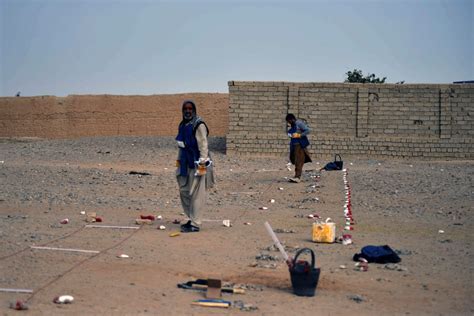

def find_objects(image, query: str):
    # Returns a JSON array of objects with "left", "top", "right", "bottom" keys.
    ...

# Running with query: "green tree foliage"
[{"left": 345, "top": 69, "right": 387, "bottom": 83}]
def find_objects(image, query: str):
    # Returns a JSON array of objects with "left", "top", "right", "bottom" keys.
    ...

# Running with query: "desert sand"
[{"left": 0, "top": 136, "right": 473, "bottom": 315}]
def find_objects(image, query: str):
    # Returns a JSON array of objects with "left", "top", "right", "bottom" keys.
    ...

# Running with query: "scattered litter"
[
  {"left": 169, "top": 232, "right": 180, "bottom": 237},
  {"left": 157, "top": 215, "right": 163, "bottom": 220},
  {"left": 158, "top": 225, "right": 166, "bottom": 230},
  {"left": 339, "top": 265, "right": 347, "bottom": 269},
  {"left": 350, "top": 162, "right": 353, "bottom": 166},
  {"left": 232, "top": 283, "right": 265, "bottom": 291},
  {"left": 395, "top": 249, "right": 413, "bottom": 256},
  {"left": 53, "top": 295, "right": 74, "bottom": 304},
  {"left": 222, "top": 220, "right": 232, "bottom": 227},
  {"left": 307, "top": 214, "right": 314, "bottom": 218},
  {"left": 259, "top": 207, "right": 268, "bottom": 210},
  {"left": 274, "top": 228, "right": 296, "bottom": 234},
  {"left": 178, "top": 279, "right": 244, "bottom": 295},
  {"left": 86, "top": 212, "right": 98, "bottom": 223},
  {"left": 9, "top": 301, "right": 28, "bottom": 310},
  {"left": 117, "top": 254, "right": 130, "bottom": 258},
  {"left": 270, "top": 199, "right": 275, "bottom": 203},
  {"left": 384, "top": 263, "right": 408, "bottom": 272},
  {"left": 348, "top": 294, "right": 365, "bottom": 303},
  {"left": 354, "top": 261, "right": 369, "bottom": 272},
  {"left": 233, "top": 300, "right": 258, "bottom": 311},
  {"left": 278, "top": 187, "right": 284, "bottom": 191},
  {"left": 140, "top": 215, "right": 156, "bottom": 221},
  {"left": 129, "top": 171, "right": 151, "bottom": 176},
  {"left": 438, "top": 230, "right": 445, "bottom": 234},
  {"left": 337, "top": 234, "right": 353, "bottom": 245},
  {"left": 80, "top": 211, "right": 86, "bottom": 215},
  {"left": 439, "top": 239, "right": 452, "bottom": 243},
  {"left": 244, "top": 222, "right": 252, "bottom": 225},
  {"left": 60, "top": 218, "right": 69, "bottom": 224},
  {"left": 255, "top": 253, "right": 280, "bottom": 261},
  {"left": 250, "top": 262, "right": 277, "bottom": 269}
]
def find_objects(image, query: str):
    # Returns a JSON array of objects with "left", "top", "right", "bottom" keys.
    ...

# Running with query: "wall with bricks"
[
  {"left": 227, "top": 81, "right": 474, "bottom": 159},
  {"left": 0, "top": 93, "right": 228, "bottom": 138}
]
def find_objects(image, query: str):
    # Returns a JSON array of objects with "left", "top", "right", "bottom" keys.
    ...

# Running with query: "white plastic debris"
[
  {"left": 157, "top": 215, "right": 163, "bottom": 220},
  {"left": 80, "top": 211, "right": 86, "bottom": 215},
  {"left": 438, "top": 230, "right": 445, "bottom": 234},
  {"left": 222, "top": 220, "right": 231, "bottom": 227},
  {"left": 270, "top": 199, "right": 275, "bottom": 203},
  {"left": 54, "top": 295, "right": 74, "bottom": 304},
  {"left": 159, "top": 225, "right": 166, "bottom": 230},
  {"left": 117, "top": 254, "right": 130, "bottom": 258},
  {"left": 339, "top": 265, "right": 347, "bottom": 269},
  {"left": 278, "top": 187, "right": 284, "bottom": 191},
  {"left": 259, "top": 207, "right": 268, "bottom": 210}
]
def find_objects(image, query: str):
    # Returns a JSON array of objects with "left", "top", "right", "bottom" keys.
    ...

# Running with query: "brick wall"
[
  {"left": 0, "top": 93, "right": 228, "bottom": 138},
  {"left": 227, "top": 81, "right": 474, "bottom": 159}
]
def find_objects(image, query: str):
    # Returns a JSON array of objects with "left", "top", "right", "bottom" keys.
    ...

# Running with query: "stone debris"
[
  {"left": 384, "top": 263, "right": 408, "bottom": 272},
  {"left": 348, "top": 294, "right": 365, "bottom": 303},
  {"left": 255, "top": 253, "right": 280, "bottom": 261},
  {"left": 274, "top": 228, "right": 296, "bottom": 234},
  {"left": 233, "top": 300, "right": 258, "bottom": 312}
]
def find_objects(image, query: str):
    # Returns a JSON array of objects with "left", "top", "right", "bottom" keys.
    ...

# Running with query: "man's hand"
[
  {"left": 198, "top": 157, "right": 210, "bottom": 166},
  {"left": 292, "top": 133, "right": 301, "bottom": 138}
]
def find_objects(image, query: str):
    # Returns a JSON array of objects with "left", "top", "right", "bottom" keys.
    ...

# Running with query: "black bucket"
[{"left": 289, "top": 248, "right": 320, "bottom": 297}]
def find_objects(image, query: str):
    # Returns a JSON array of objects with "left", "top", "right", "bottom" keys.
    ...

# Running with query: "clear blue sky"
[{"left": 1, "top": 0, "right": 472, "bottom": 96}]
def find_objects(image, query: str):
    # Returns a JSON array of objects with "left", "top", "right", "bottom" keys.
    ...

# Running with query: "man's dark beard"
[{"left": 183, "top": 112, "right": 193, "bottom": 120}]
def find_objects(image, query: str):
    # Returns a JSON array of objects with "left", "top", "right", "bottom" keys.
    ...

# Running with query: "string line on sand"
[
  {"left": 24, "top": 225, "right": 143, "bottom": 304},
  {"left": 0, "top": 225, "right": 87, "bottom": 261}
]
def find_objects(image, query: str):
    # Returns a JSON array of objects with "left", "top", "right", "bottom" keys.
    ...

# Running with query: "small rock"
[{"left": 348, "top": 294, "right": 365, "bottom": 303}]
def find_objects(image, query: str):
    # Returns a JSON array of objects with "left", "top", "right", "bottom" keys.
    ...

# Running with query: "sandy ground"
[{"left": 0, "top": 136, "right": 473, "bottom": 315}]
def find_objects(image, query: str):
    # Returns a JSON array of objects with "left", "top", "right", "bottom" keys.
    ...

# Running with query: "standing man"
[
  {"left": 286, "top": 113, "right": 312, "bottom": 183},
  {"left": 176, "top": 100, "right": 214, "bottom": 232}
]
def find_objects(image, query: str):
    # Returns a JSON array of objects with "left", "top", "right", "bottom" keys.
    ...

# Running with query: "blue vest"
[
  {"left": 176, "top": 122, "right": 201, "bottom": 176},
  {"left": 288, "top": 124, "right": 310, "bottom": 148}
]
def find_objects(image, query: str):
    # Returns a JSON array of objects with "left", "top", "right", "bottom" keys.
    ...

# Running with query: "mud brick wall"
[
  {"left": 0, "top": 93, "right": 228, "bottom": 138},
  {"left": 227, "top": 81, "right": 474, "bottom": 159}
]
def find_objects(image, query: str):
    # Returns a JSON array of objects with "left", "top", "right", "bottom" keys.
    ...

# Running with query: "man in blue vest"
[
  {"left": 286, "top": 113, "right": 312, "bottom": 183},
  {"left": 176, "top": 100, "right": 214, "bottom": 232}
]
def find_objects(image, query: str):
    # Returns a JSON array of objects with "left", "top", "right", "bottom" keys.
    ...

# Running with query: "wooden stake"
[
  {"left": 30, "top": 246, "right": 100, "bottom": 254},
  {"left": 0, "top": 288, "right": 33, "bottom": 294},
  {"left": 85, "top": 225, "right": 139, "bottom": 229}
]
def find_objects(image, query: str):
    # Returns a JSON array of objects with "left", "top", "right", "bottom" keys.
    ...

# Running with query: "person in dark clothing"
[{"left": 286, "top": 113, "right": 312, "bottom": 182}]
